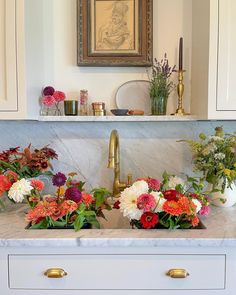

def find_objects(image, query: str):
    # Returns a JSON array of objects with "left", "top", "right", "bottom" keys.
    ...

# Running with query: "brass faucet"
[{"left": 107, "top": 129, "right": 132, "bottom": 197}]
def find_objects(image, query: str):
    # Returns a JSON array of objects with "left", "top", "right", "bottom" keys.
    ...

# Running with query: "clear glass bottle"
[{"left": 79, "top": 90, "right": 88, "bottom": 116}]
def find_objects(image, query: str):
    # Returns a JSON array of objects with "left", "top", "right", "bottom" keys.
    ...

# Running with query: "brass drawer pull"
[
  {"left": 166, "top": 268, "right": 189, "bottom": 278},
  {"left": 44, "top": 268, "right": 68, "bottom": 278}
]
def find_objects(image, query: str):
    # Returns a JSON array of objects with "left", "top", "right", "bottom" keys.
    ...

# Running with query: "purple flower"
[
  {"left": 65, "top": 187, "right": 82, "bottom": 203},
  {"left": 43, "top": 86, "right": 55, "bottom": 96},
  {"left": 52, "top": 172, "right": 67, "bottom": 187}
]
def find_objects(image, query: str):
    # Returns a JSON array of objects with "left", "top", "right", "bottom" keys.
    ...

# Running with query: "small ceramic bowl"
[{"left": 110, "top": 109, "right": 129, "bottom": 116}]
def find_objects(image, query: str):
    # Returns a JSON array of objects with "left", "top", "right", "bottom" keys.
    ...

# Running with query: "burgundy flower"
[
  {"left": 163, "top": 189, "right": 178, "bottom": 201},
  {"left": 43, "top": 86, "right": 55, "bottom": 96},
  {"left": 140, "top": 212, "right": 159, "bottom": 229},
  {"left": 41, "top": 147, "right": 58, "bottom": 159},
  {"left": 52, "top": 172, "right": 67, "bottom": 187},
  {"left": 113, "top": 200, "right": 120, "bottom": 209},
  {"left": 65, "top": 187, "right": 82, "bottom": 203}
]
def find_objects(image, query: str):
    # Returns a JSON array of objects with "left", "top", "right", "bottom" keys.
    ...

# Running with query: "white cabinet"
[
  {"left": 192, "top": 0, "right": 236, "bottom": 119},
  {"left": 0, "top": 0, "right": 26, "bottom": 119},
  {"left": 0, "top": 246, "right": 234, "bottom": 295}
]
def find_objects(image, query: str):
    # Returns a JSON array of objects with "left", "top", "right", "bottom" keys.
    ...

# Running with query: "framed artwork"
[{"left": 77, "top": 0, "right": 153, "bottom": 66}]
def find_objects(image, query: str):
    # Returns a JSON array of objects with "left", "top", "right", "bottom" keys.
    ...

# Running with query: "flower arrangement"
[
  {"left": 148, "top": 54, "right": 176, "bottom": 115},
  {"left": 115, "top": 173, "right": 210, "bottom": 230},
  {"left": 1, "top": 171, "right": 111, "bottom": 230},
  {"left": 0, "top": 145, "right": 57, "bottom": 179},
  {"left": 41, "top": 86, "right": 66, "bottom": 116},
  {"left": 180, "top": 127, "right": 236, "bottom": 192}
]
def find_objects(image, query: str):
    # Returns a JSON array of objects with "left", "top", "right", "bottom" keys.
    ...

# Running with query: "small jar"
[
  {"left": 64, "top": 100, "right": 78, "bottom": 116},
  {"left": 79, "top": 90, "right": 88, "bottom": 116},
  {"left": 92, "top": 102, "right": 106, "bottom": 116}
]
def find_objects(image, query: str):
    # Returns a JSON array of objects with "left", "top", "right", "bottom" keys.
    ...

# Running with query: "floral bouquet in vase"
[
  {"left": 180, "top": 126, "right": 236, "bottom": 207},
  {"left": 116, "top": 173, "right": 210, "bottom": 229},
  {"left": 149, "top": 53, "right": 176, "bottom": 115},
  {"left": 41, "top": 86, "right": 66, "bottom": 116},
  {"left": 0, "top": 145, "right": 58, "bottom": 210}
]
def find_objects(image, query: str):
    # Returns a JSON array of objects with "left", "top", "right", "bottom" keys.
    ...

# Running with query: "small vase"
[
  {"left": 40, "top": 102, "right": 64, "bottom": 116},
  {"left": 210, "top": 181, "right": 236, "bottom": 207},
  {"left": 151, "top": 96, "right": 168, "bottom": 115}
]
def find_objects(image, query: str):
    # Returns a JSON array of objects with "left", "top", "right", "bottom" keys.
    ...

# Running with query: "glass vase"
[
  {"left": 151, "top": 96, "right": 168, "bottom": 115},
  {"left": 40, "top": 102, "right": 64, "bottom": 116}
]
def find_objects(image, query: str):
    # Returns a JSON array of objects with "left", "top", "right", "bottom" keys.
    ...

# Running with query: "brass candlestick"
[{"left": 175, "top": 70, "right": 188, "bottom": 116}]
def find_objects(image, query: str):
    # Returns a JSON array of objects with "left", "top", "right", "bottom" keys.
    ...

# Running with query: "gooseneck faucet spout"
[{"left": 108, "top": 130, "right": 132, "bottom": 197}]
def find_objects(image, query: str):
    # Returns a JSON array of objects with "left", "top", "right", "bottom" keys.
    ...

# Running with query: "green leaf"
[
  {"left": 51, "top": 220, "right": 67, "bottom": 227},
  {"left": 180, "top": 223, "right": 192, "bottom": 229},
  {"left": 85, "top": 216, "right": 100, "bottom": 229},
  {"left": 83, "top": 211, "right": 96, "bottom": 217},
  {"left": 29, "top": 219, "right": 48, "bottom": 229},
  {"left": 74, "top": 215, "right": 86, "bottom": 232}
]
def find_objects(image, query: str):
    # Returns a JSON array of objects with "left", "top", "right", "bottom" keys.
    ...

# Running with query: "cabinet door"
[
  {"left": 0, "top": 0, "right": 26, "bottom": 119},
  {"left": 216, "top": 0, "right": 236, "bottom": 111}
]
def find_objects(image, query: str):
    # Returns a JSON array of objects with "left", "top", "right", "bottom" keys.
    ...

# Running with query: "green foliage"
[{"left": 180, "top": 127, "right": 236, "bottom": 192}]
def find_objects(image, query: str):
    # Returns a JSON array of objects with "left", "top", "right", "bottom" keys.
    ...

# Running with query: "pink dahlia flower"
[
  {"left": 199, "top": 205, "right": 210, "bottom": 216},
  {"left": 42, "top": 95, "right": 56, "bottom": 107},
  {"left": 147, "top": 178, "right": 161, "bottom": 191},
  {"left": 53, "top": 91, "right": 66, "bottom": 102},
  {"left": 137, "top": 193, "right": 156, "bottom": 212}
]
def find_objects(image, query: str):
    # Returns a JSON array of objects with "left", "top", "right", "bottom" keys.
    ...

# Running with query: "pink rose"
[
  {"left": 53, "top": 91, "right": 66, "bottom": 102},
  {"left": 42, "top": 95, "right": 56, "bottom": 107}
]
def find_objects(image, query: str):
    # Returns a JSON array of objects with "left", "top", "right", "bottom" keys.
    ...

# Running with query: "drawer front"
[{"left": 8, "top": 254, "right": 225, "bottom": 290}]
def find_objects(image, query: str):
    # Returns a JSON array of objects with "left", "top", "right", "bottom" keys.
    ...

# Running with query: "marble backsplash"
[{"left": 0, "top": 120, "right": 236, "bottom": 191}]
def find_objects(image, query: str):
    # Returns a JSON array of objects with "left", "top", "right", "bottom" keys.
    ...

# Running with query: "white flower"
[
  {"left": 168, "top": 176, "right": 185, "bottom": 190},
  {"left": 120, "top": 186, "right": 143, "bottom": 220},
  {"left": 209, "top": 136, "right": 224, "bottom": 141},
  {"left": 192, "top": 198, "right": 202, "bottom": 213},
  {"left": 202, "top": 143, "right": 217, "bottom": 156},
  {"left": 214, "top": 153, "right": 225, "bottom": 160},
  {"left": 131, "top": 180, "right": 149, "bottom": 194},
  {"left": 151, "top": 191, "right": 165, "bottom": 212},
  {"left": 8, "top": 179, "right": 33, "bottom": 203}
]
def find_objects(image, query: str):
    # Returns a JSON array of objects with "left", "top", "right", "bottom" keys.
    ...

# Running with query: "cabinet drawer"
[{"left": 8, "top": 254, "right": 225, "bottom": 290}]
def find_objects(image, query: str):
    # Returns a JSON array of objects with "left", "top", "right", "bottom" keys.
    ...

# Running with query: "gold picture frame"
[{"left": 77, "top": 0, "right": 153, "bottom": 66}]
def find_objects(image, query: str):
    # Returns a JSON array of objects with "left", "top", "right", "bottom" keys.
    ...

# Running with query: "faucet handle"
[{"left": 127, "top": 174, "right": 133, "bottom": 187}]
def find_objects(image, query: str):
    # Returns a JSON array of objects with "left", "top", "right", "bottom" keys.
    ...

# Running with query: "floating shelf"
[{"left": 38, "top": 115, "right": 197, "bottom": 122}]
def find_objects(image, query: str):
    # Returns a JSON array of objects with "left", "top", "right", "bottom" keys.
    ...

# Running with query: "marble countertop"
[{"left": 1, "top": 204, "right": 236, "bottom": 248}]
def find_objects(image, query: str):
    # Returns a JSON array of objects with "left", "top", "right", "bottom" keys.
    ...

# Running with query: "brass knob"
[
  {"left": 166, "top": 269, "right": 189, "bottom": 279},
  {"left": 44, "top": 268, "right": 68, "bottom": 278}
]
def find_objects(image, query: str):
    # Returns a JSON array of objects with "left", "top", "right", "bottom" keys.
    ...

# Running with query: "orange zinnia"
[
  {"left": 163, "top": 200, "right": 183, "bottom": 216},
  {"left": 177, "top": 196, "right": 197, "bottom": 215},
  {"left": 191, "top": 216, "right": 199, "bottom": 227}
]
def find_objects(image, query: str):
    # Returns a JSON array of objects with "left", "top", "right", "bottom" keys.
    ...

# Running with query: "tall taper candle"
[{"left": 179, "top": 37, "right": 183, "bottom": 70}]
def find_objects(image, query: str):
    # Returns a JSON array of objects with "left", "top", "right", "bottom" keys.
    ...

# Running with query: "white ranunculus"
[
  {"left": 8, "top": 179, "right": 33, "bottom": 203},
  {"left": 192, "top": 198, "right": 202, "bottom": 213},
  {"left": 168, "top": 176, "right": 185, "bottom": 190}
]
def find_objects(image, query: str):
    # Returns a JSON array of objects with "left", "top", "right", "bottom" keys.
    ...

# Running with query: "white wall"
[{"left": 25, "top": 0, "right": 192, "bottom": 118}]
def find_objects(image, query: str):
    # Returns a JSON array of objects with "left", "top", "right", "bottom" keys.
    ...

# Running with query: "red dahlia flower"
[
  {"left": 140, "top": 212, "right": 159, "bottom": 229},
  {"left": 163, "top": 189, "right": 178, "bottom": 201}
]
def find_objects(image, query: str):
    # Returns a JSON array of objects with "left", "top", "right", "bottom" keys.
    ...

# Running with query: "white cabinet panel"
[
  {"left": 217, "top": 0, "right": 236, "bottom": 111},
  {"left": 0, "top": 0, "right": 26, "bottom": 119},
  {"left": 8, "top": 254, "right": 225, "bottom": 290}
]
